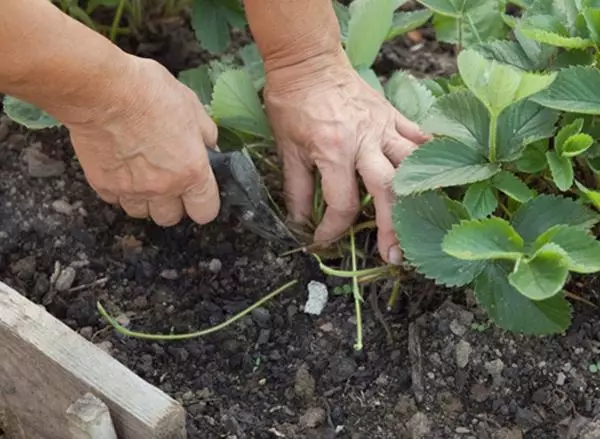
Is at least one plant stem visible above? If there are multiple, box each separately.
[350,227,363,351]
[386,278,402,311]
[97,279,298,340]
[110,0,127,42]
[312,254,393,279]
[489,113,499,162]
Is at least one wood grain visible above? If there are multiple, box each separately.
[0,281,187,439]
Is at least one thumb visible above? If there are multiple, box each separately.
[181,159,221,225]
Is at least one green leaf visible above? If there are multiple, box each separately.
[508,244,569,300]
[333,1,350,40]
[420,89,489,153]
[415,0,479,17]
[555,117,584,153]
[474,261,572,334]
[178,65,214,106]
[491,171,535,203]
[546,150,574,191]
[522,0,581,30]
[457,48,557,115]
[518,14,594,48]
[515,140,548,173]
[442,217,525,261]
[346,0,395,68]
[357,67,385,94]
[472,39,554,71]
[191,0,246,54]
[384,71,436,122]
[393,191,487,286]
[582,5,600,44]
[575,180,600,210]
[511,194,600,244]
[432,1,509,48]
[496,99,560,161]
[561,133,594,157]
[387,9,433,39]
[2,96,61,130]
[393,138,501,196]
[239,44,266,90]
[462,180,498,218]
[210,69,272,139]
[534,224,600,273]
[532,66,600,114]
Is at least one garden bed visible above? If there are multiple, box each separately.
[2,5,600,439]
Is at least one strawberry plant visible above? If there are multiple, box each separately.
[392,0,600,335]
[6,0,600,345]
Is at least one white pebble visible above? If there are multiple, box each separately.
[304,281,328,316]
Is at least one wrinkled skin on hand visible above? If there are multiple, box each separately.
[64,56,221,227]
[264,55,430,265]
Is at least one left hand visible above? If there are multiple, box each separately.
[263,52,430,265]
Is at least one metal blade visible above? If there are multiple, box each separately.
[206,147,298,246]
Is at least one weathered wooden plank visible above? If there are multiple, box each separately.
[0,280,187,439]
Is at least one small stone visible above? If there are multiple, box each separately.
[115,314,130,328]
[395,394,417,417]
[437,391,463,415]
[320,322,334,332]
[10,255,36,280]
[406,412,431,438]
[79,327,93,339]
[455,340,472,369]
[26,145,65,178]
[159,269,178,280]
[294,363,315,400]
[450,319,467,336]
[556,372,566,386]
[485,359,505,387]
[132,296,148,309]
[51,199,74,215]
[458,310,474,326]
[304,281,328,315]
[470,383,490,402]
[251,307,271,328]
[328,355,357,384]
[55,267,76,291]
[515,407,543,429]
[95,341,113,354]
[208,258,222,273]
[299,407,326,428]
[456,427,470,434]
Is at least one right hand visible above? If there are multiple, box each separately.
[63,55,221,227]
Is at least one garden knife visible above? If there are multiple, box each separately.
[206,147,298,246]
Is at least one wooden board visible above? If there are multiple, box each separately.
[0,280,187,439]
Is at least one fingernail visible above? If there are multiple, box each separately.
[388,245,403,265]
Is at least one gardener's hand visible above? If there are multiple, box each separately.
[65,56,220,227]
[264,52,430,265]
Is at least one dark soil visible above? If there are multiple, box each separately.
[2,11,600,439]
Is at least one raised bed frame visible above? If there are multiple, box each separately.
[0,280,187,439]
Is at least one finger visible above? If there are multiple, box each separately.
[119,195,150,219]
[149,196,185,227]
[313,159,360,245]
[280,143,314,225]
[395,113,431,144]
[181,167,220,225]
[92,185,118,205]
[383,134,419,167]
[357,151,402,265]
[195,104,219,148]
